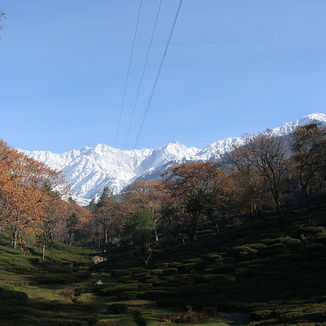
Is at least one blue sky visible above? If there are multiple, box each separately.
[1,1,325,153]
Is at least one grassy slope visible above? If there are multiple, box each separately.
[0,199,325,325]
[0,241,99,326]
[92,200,326,326]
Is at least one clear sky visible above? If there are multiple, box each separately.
[1,1,325,153]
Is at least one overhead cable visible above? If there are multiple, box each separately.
[134,0,183,148]
[123,0,163,149]
[114,0,143,148]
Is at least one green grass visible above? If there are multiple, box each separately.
[0,240,98,325]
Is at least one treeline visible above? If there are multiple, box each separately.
[90,122,326,264]
[0,123,325,258]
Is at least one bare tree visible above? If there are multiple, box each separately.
[290,123,326,221]
[222,145,271,218]
[242,132,288,220]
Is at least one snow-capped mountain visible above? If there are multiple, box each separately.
[21,113,326,205]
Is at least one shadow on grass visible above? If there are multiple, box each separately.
[130,310,147,326]
[221,312,250,326]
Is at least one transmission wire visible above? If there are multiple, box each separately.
[134,0,183,148]
[123,0,163,149]
[114,0,143,148]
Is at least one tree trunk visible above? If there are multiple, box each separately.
[12,229,18,249]
[153,226,159,242]
[303,186,311,224]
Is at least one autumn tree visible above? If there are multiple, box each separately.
[39,190,67,255]
[0,140,63,248]
[290,123,326,221]
[161,162,229,241]
[65,200,95,246]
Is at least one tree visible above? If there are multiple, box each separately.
[0,140,63,248]
[126,180,163,241]
[222,143,271,218]
[241,132,288,220]
[39,191,67,256]
[124,208,158,266]
[93,187,126,254]
[290,123,326,221]
[161,162,229,241]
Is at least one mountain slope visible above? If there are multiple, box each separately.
[21,113,326,205]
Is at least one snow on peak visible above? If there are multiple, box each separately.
[196,137,243,160]
[21,113,326,205]
[272,113,326,137]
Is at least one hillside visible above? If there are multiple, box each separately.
[91,196,326,325]
[21,113,326,205]
[1,197,325,325]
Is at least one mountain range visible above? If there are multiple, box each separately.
[21,113,326,205]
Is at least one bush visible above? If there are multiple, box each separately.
[110,269,132,277]
[194,274,214,284]
[202,306,219,317]
[75,271,92,280]
[98,284,139,296]
[292,226,326,242]
[141,290,168,300]
[73,288,84,296]
[117,291,139,300]
[176,263,197,273]
[229,245,258,258]
[162,267,178,276]
[251,309,277,321]
[118,275,133,283]
[106,303,128,314]
[150,269,163,275]
[157,297,181,308]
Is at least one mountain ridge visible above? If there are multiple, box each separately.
[21,113,326,205]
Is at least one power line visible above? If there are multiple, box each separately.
[134,0,183,149]
[123,0,163,149]
[114,0,143,148]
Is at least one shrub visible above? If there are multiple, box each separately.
[117,291,139,300]
[204,253,223,262]
[98,284,139,296]
[176,263,197,273]
[194,274,214,284]
[131,267,145,274]
[140,290,168,300]
[251,309,277,321]
[73,288,84,296]
[150,269,163,275]
[157,297,181,308]
[118,275,133,283]
[162,267,178,276]
[160,275,193,287]
[75,271,92,280]
[106,303,128,314]
[110,269,132,277]
[202,306,219,317]
[229,245,258,258]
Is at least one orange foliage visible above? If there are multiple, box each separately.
[0,140,83,248]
